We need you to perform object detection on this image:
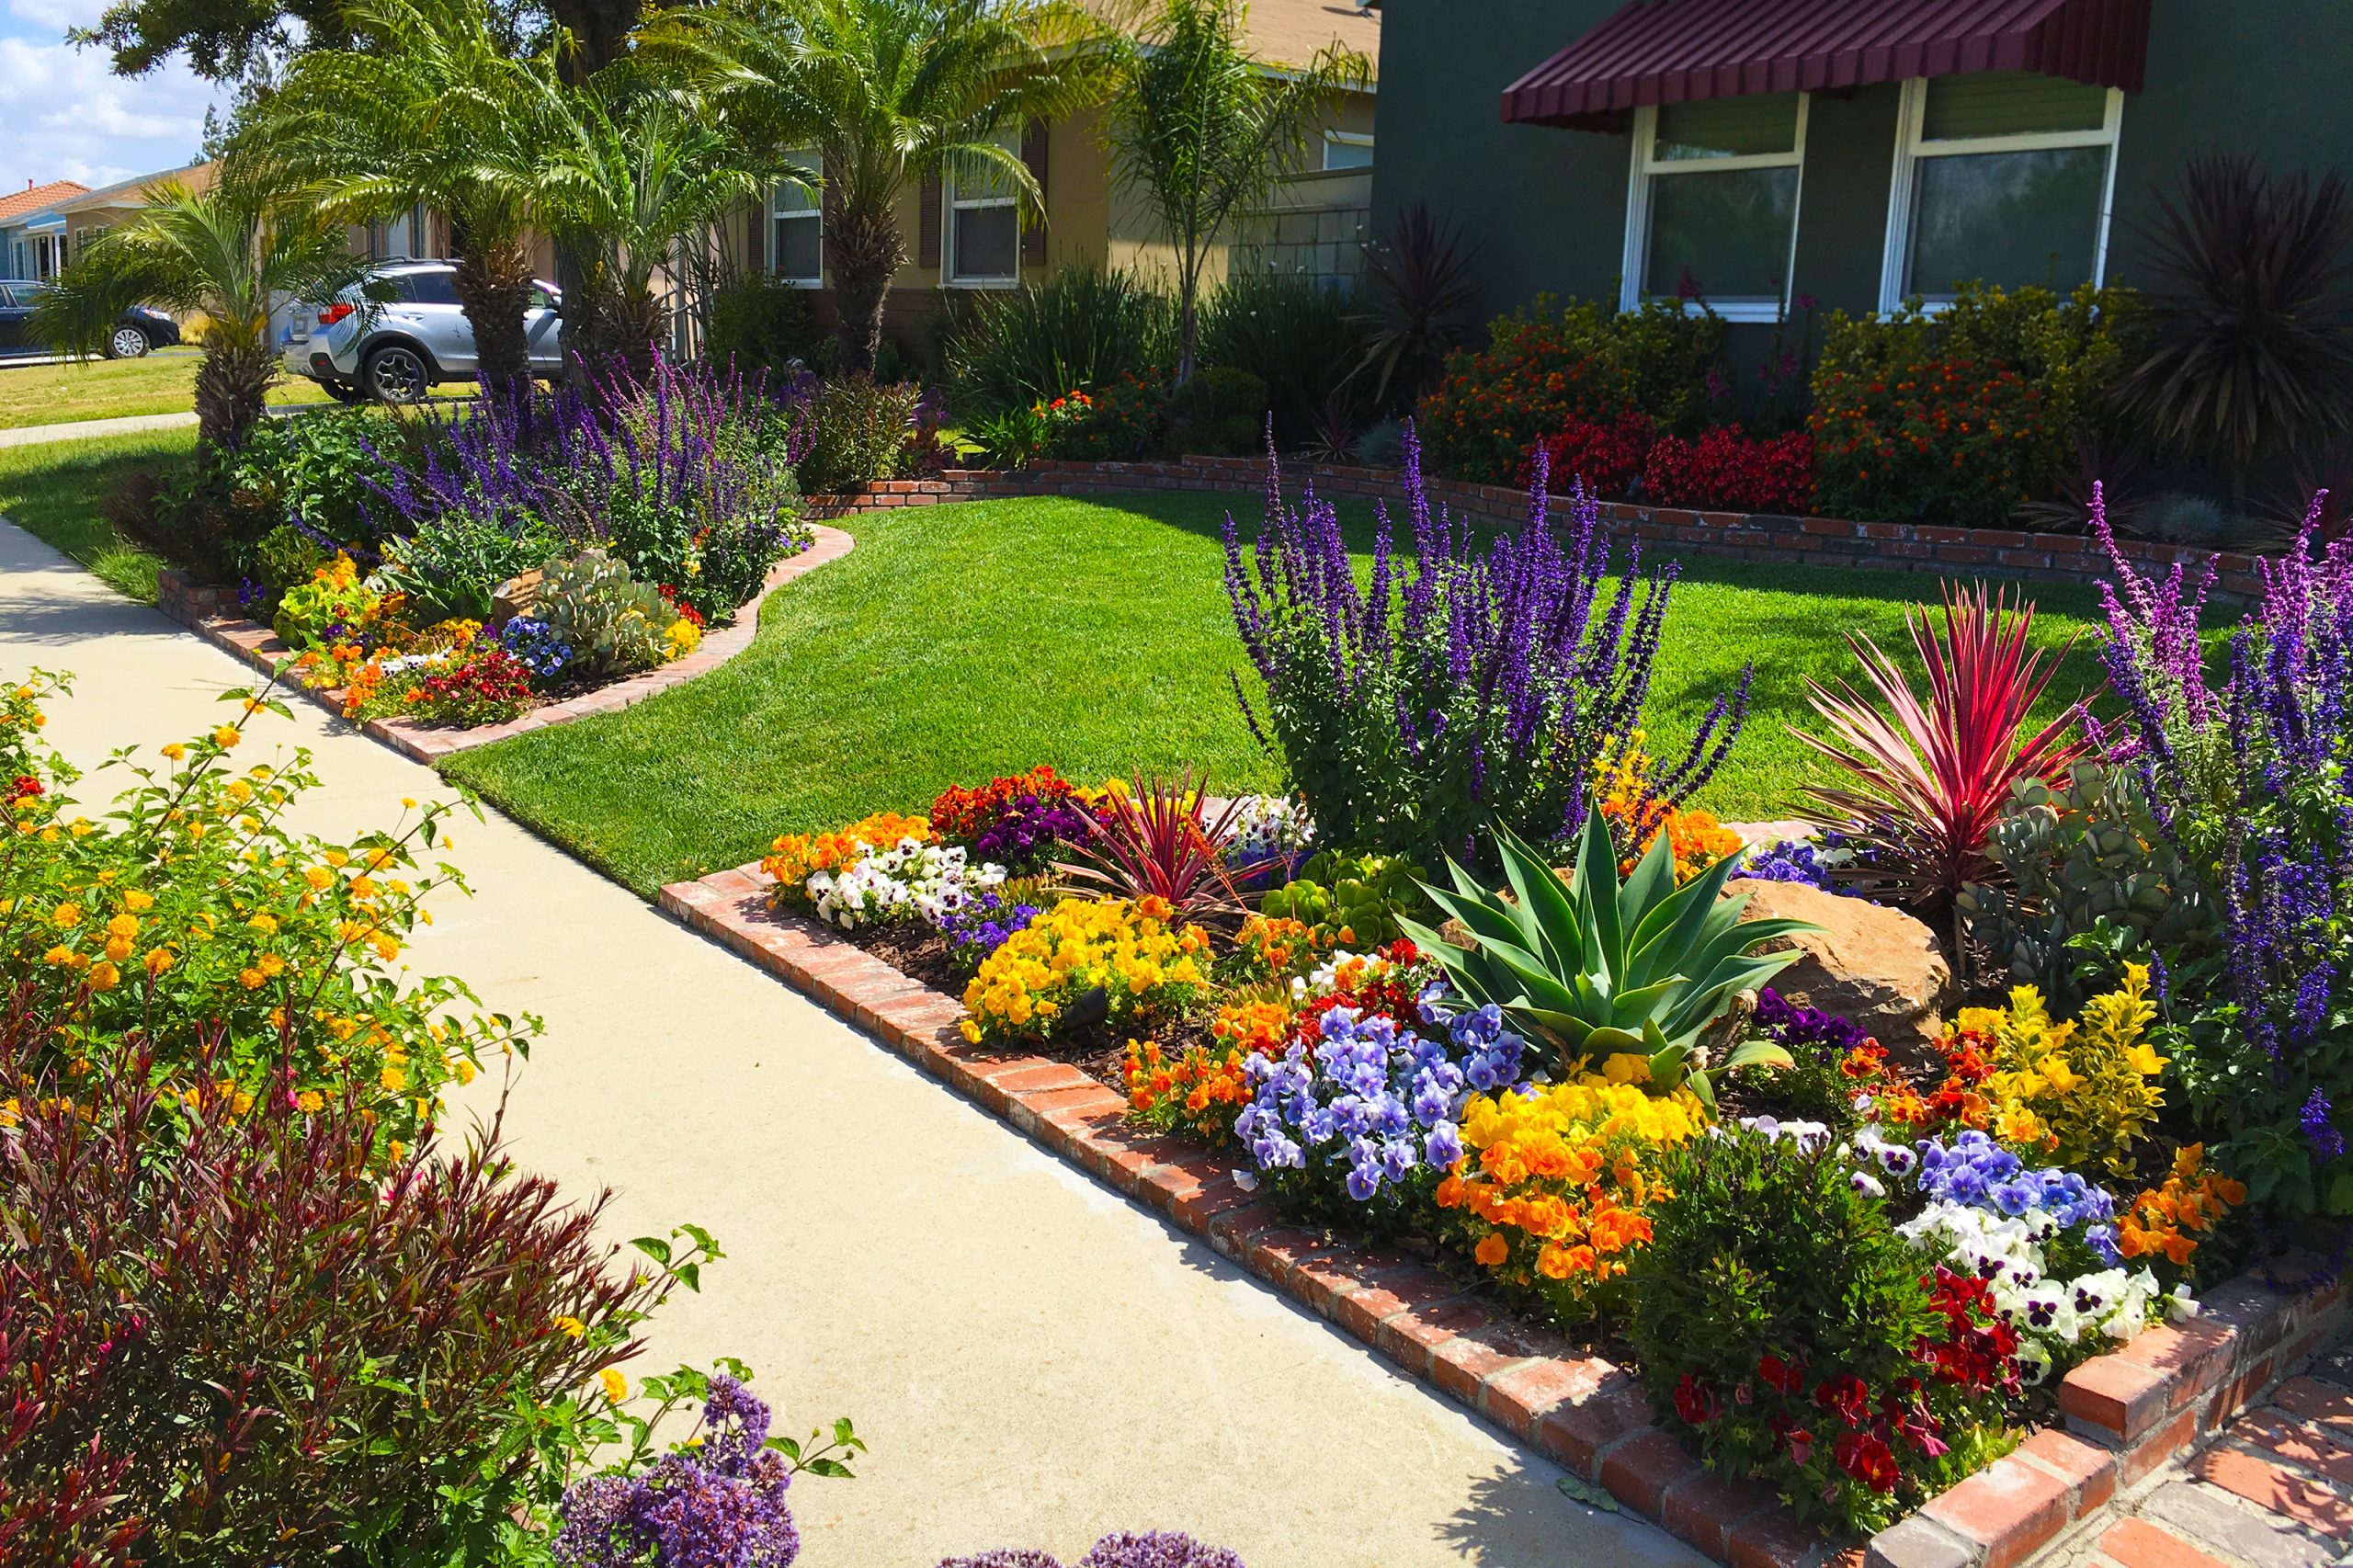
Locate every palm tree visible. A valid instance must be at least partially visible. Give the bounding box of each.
[1103,0,1367,381]
[244,0,556,400]
[32,180,370,455]
[533,77,768,376]
[651,0,1109,376]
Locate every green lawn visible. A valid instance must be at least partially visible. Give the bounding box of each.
[442,491,2111,898]
[0,428,193,600]
[0,348,344,429]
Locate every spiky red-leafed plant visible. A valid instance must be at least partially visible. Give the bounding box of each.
[1056,767,1267,921]
[1794,582,2091,918]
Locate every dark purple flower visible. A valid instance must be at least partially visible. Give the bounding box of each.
[1079,1532,1247,1568]
[553,1373,799,1568]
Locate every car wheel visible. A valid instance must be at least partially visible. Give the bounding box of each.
[106,325,152,359]
[363,344,431,404]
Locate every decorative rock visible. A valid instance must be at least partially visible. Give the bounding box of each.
[490,567,545,620]
[1724,877,1955,1068]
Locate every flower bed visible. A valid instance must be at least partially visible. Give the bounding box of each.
[154,526,855,762]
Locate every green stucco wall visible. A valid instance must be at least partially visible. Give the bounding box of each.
[1370,0,2353,323]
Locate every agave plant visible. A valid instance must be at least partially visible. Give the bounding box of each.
[1056,768,1271,920]
[1397,806,1814,1106]
[1794,582,2091,918]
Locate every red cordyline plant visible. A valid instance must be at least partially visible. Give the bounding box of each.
[1057,768,1269,920]
[1794,582,2090,919]
[0,996,659,1567]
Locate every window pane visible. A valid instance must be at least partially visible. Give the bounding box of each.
[1922,71,2107,140]
[1907,144,2107,298]
[951,150,1017,202]
[775,213,820,281]
[1654,93,1800,160]
[405,269,461,305]
[952,206,1017,280]
[1323,137,1374,171]
[775,177,820,217]
[1644,165,1797,301]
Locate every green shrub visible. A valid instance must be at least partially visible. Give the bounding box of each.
[1806,282,2146,525]
[1627,1126,2010,1534]
[1165,366,1267,456]
[252,521,324,596]
[797,376,919,494]
[375,506,554,623]
[1198,272,1374,449]
[945,267,1176,418]
[222,407,407,547]
[1418,298,1723,483]
[705,272,828,378]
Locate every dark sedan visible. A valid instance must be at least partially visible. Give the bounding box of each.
[0,282,183,358]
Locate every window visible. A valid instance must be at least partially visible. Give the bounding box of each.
[1620,92,1807,323]
[1323,131,1374,171]
[772,150,822,286]
[1880,72,2122,311]
[945,133,1019,287]
[403,269,461,306]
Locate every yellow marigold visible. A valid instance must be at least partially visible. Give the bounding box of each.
[212,726,241,749]
[664,619,702,659]
[599,1369,629,1403]
[51,903,81,929]
[87,961,120,992]
[380,1065,406,1094]
[553,1315,587,1339]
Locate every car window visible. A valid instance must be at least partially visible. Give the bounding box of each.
[0,287,17,308]
[528,285,556,312]
[404,270,461,306]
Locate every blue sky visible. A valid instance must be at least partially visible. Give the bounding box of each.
[0,0,229,191]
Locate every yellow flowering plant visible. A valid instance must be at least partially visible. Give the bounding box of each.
[1592,731,1745,881]
[0,669,534,1144]
[1960,964,2166,1178]
[1435,1060,1708,1323]
[961,895,1211,1046]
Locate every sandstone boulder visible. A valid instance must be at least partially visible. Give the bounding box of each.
[1724,877,1955,1069]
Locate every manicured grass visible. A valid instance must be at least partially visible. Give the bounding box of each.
[0,348,350,429]
[443,490,2111,899]
[0,428,195,600]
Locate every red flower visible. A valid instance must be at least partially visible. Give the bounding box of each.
[1786,1426,1814,1468]
[1672,1372,1722,1428]
[7,774,40,801]
[1834,1430,1900,1494]
[1813,1374,1870,1428]
[1756,1354,1803,1395]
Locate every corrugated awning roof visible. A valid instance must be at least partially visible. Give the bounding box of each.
[1501,0,2151,129]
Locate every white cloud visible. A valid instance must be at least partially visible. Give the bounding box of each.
[7,0,104,31]
[0,30,225,193]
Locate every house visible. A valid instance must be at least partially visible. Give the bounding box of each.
[48,162,221,264]
[1367,0,2351,335]
[727,0,1380,360]
[0,179,93,280]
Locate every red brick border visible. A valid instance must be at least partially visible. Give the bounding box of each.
[659,859,2341,1568]
[805,458,2274,600]
[153,526,855,763]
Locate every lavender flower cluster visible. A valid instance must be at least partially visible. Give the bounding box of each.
[1915,1131,2120,1259]
[1225,428,1749,869]
[1234,1002,1523,1210]
[941,1532,1245,1568]
[554,1373,799,1568]
[1740,837,1834,891]
[1751,987,1874,1061]
[2092,484,2353,1174]
[938,888,1041,971]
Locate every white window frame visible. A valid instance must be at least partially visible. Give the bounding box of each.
[1619,93,1809,324]
[1876,75,2124,314]
[943,132,1021,289]
[771,149,824,289]
[1322,130,1375,171]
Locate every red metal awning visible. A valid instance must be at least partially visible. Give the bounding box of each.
[1501,0,2152,129]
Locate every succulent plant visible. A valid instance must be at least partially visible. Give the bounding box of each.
[1959,761,2220,1012]
[535,548,671,678]
[1257,849,1425,947]
[1400,804,1817,1105]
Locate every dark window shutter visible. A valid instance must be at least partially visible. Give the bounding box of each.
[1020,120,1050,267]
[919,174,944,269]
[747,192,767,272]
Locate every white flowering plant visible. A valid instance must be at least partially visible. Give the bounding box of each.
[807,837,1005,930]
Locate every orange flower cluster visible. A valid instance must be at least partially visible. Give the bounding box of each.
[2120,1144,2246,1269]
[927,765,1077,843]
[1123,1039,1256,1144]
[1209,997,1292,1054]
[1228,914,1329,983]
[761,812,931,902]
[1590,732,1743,881]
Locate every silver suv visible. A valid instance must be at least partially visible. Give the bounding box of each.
[282,259,564,403]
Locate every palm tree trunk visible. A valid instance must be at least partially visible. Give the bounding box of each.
[829,199,904,378]
[600,284,668,381]
[451,236,540,401]
[193,341,276,457]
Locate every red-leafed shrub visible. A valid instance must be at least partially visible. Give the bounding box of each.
[1642,425,1817,515]
[0,1002,655,1567]
[1519,411,1655,498]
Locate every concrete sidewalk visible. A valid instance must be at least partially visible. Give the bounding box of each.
[0,517,1705,1568]
[0,410,199,448]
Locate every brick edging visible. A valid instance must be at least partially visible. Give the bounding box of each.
[660,858,2343,1567]
[153,526,855,763]
[805,460,2272,599]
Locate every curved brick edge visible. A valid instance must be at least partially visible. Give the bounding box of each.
[804,458,2274,601]
[153,525,855,763]
[659,857,2344,1568]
